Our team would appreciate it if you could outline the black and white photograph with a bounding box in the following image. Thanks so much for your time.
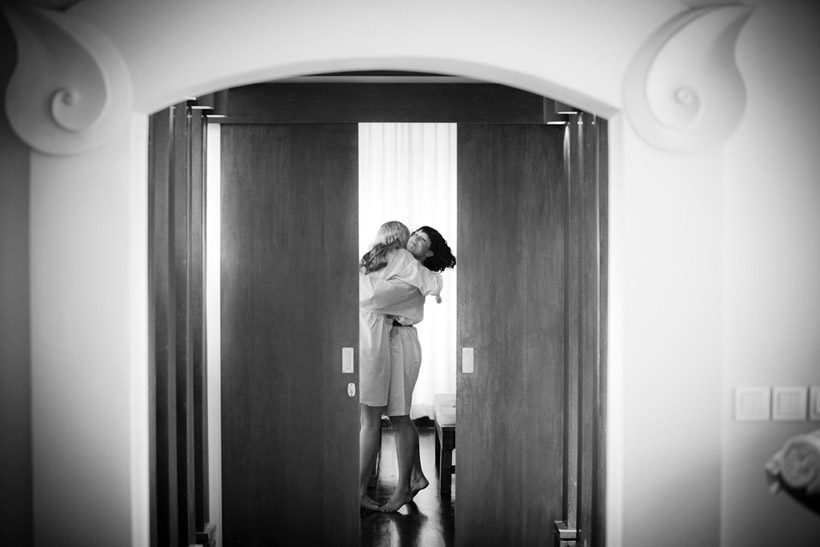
[1,1,819,546]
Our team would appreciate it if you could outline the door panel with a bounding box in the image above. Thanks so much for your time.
[220,124,359,546]
[571,114,608,547]
[457,124,566,546]
[149,102,213,547]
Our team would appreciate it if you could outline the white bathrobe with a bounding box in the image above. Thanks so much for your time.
[358,249,441,408]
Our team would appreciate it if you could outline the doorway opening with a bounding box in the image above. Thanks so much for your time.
[358,123,458,546]
[149,73,607,547]
[358,122,458,420]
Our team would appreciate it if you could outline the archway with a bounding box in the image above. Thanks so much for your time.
[147,74,606,547]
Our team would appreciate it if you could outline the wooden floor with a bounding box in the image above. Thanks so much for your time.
[361,423,455,547]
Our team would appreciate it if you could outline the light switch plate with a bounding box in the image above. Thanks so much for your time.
[810,386,820,421]
[772,386,808,421]
[735,387,770,421]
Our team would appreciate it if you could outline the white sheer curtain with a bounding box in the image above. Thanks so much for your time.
[359,123,457,419]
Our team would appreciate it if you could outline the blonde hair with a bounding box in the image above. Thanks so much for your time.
[361,221,409,273]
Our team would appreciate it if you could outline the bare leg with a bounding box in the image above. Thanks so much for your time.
[410,429,429,496]
[380,415,424,512]
[359,404,384,511]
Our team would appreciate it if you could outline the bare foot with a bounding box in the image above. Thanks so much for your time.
[360,494,381,512]
[379,489,414,513]
[410,475,429,497]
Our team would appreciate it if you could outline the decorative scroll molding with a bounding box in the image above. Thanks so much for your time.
[623,4,754,152]
[2,6,132,156]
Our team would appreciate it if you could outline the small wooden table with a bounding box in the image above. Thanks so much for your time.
[433,394,456,497]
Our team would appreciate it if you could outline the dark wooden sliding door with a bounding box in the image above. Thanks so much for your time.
[565,113,608,547]
[457,124,567,546]
[149,100,214,547]
[219,123,360,546]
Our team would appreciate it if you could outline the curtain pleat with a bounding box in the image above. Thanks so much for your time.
[359,123,457,419]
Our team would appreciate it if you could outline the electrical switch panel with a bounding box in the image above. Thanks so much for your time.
[810,386,820,421]
[735,387,771,421]
[772,386,808,421]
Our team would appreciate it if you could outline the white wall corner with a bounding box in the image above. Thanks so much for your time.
[622,4,754,152]
[2,5,132,156]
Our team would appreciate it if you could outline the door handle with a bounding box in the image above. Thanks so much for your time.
[342,347,354,373]
[462,347,474,373]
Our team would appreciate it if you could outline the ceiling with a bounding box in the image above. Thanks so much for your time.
[5,0,81,10]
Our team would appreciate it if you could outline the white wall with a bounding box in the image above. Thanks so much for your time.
[30,131,136,546]
[617,126,725,545]
[721,1,820,545]
[12,0,820,545]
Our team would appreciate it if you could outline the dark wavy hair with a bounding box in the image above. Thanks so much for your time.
[415,226,456,272]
